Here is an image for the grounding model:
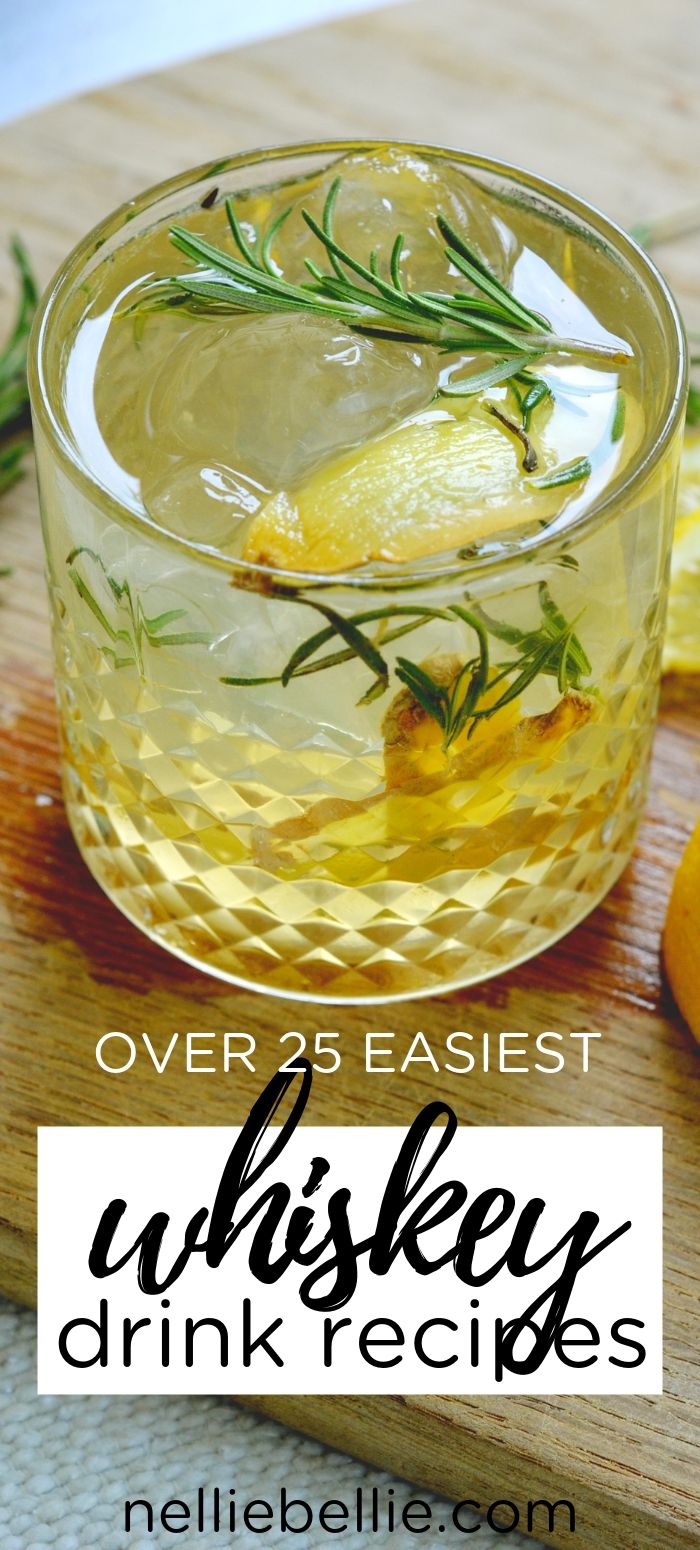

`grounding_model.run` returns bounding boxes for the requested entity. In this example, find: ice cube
[141,458,268,547]
[269,147,516,293]
[141,313,437,488]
